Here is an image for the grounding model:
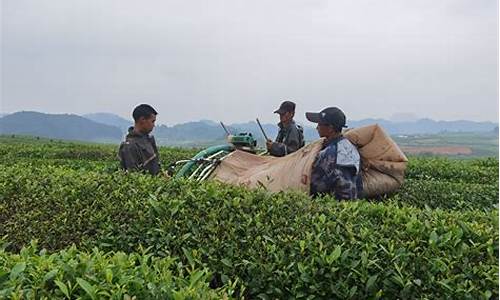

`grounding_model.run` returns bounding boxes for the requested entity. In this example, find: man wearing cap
[118,104,161,175]
[306,107,363,200]
[266,101,305,157]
